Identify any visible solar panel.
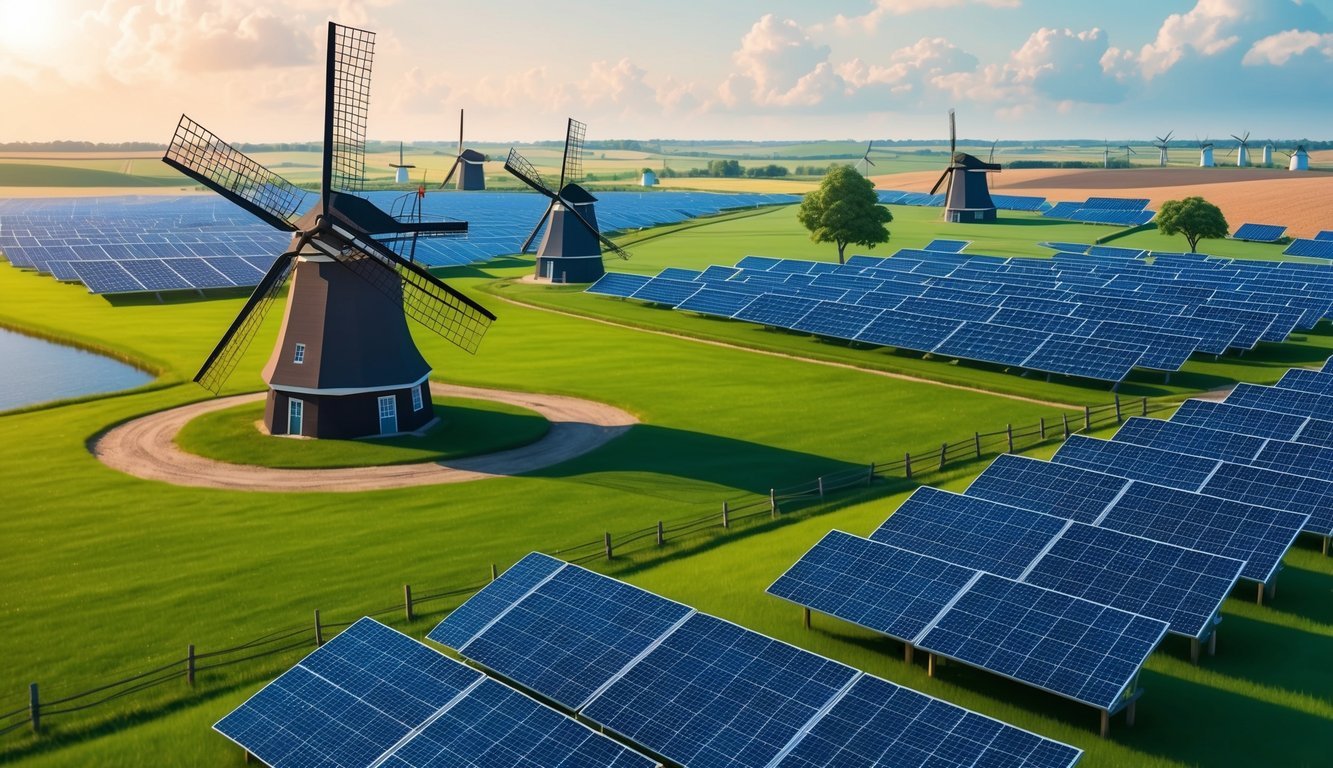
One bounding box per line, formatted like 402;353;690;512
1231;223;1287;243
1191;304;1273;349
587;272;651;298
1104;481;1307;585
1112;417;1266;464
1251;438;1333;484
733;293;819;328
1087;323;1199;371
581;612;859;768
1170;399;1310;443
215;618;655;768
965;454;1129;525
675;287;757;317
924;239;969;253
629;277;702;306
1053;435;1219;491
1276;368;1333;397
869;487;1067;579
989;308;1089;336
1022;335;1145;382
1202;462;1333;536
1227;382;1333;421
915;574;1167;712
655;267;702;281
895;296;997;322
767;531;978;642
735;255;781;270
791;301;884;341
429;553;565;650
855;309;961;350
1023;524;1243;639
440;561;692;711
933;321;1051;368
70;260;145;294
1283;239;1333;259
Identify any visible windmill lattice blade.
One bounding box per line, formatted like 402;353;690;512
948;109;956;155
194;251;298;393
163;115;308;231
325;22;375;194
563;201;631;261
929;168;951;196
559;118;587;190
324;227;495;354
440;156;462;189
521;205;554;253
504;148;555;196
458;108;465;154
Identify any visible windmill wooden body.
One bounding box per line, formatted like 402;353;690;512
162;22;494;439
441;110;487;191
930;110;1000;223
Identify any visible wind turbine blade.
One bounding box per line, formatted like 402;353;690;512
504;148;557;197
163;114;308;232
440;156;461;189
521;204;554;253
194;250;298;393
948;109;956;156
459;108;465;155
929;168;951;196
322;22;375;208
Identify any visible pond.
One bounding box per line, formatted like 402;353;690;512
0;327;153;412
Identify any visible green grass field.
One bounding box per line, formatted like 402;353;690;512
0;198;1330;766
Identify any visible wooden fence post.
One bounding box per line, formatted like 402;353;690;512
1006;424;1014;453
939;442;947;470
187;644;196;688
818;477;825;498
904;453;912;479
1142;396;1149;416
490;563;498;582
867;463;875;485
29;683;39;733
722;501;730;529
604;532;613;560
1040;417;1046;440
1084;405;1091;431
404;585;414;622
770;489;778;518
656;521;664;547
1063;413;1070;438
314;610;323;647
974;432;981;458
1115;395;1122;423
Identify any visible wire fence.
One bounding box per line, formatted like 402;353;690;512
0;394;1172;751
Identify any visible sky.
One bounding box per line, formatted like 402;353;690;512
2;0;1332;144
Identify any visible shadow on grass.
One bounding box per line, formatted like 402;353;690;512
103;286;253;307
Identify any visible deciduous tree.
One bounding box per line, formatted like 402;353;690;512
1156;196;1229;253
797;165;892;263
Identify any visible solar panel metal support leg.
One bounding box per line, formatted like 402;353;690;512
904;644;914;664
1264;580;1276;603
1208;631;1217;656
490;563;498;582
939;443;948;470
1323;536;1330;557
1190;638;1200;665
927;653;936;677
1084;406;1091;432
1126;700;1136;728
1006;424;1014;453
1114;395;1122;423
1142;397;1149;416
802;607;811;630
1099;709;1109;738
1256;582;1264;606
1039;418;1046;440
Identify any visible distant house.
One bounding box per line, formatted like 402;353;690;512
641;170;658;187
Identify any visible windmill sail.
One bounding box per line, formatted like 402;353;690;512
559;118;586;189
324;23;374;197
194;251;299;392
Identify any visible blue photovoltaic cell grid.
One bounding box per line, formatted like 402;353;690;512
766;531;978;642
733;293;818;327
1202;462;1333;536
583;613;858;768
932;321;1050;368
915;575;1168;712
924;239;969;253
655;267;702;281
1112;417;1266;464
1227;383;1333;421
675;287;757;317
1230;223;1286;242
215;618;483;768
964;454;1129;525
869;487;1067;579
375;678;656;768
896;296;998;322
428;553;564;650
629;277;702;306
855;309;961;350
451;563;693;711
775;674;1082;768
1192;304;1272;349
989;307;1089;336
791;301;884;340
1170;399;1309;442
586;272;652;298
1023;524;1244;639
1023;336;1144;382
1052;436;1219;492
1325;356;1333;372
1088;323;1199;371
1277;368;1333;397
1104;481;1306;585
1251;439;1333;483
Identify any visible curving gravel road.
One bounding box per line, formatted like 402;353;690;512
90;383;637;493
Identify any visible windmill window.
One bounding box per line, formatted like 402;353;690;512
293;343;306;364
412;384;424;412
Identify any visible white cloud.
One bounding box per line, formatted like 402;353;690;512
1242;29;1333;65
829;0;1021;33
1009;27;1123;102
727;15;835;105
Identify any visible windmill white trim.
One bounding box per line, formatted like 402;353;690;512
1197;137;1214;168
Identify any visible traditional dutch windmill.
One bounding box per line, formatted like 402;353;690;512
390;142;415;184
1232;132;1251;167
505;118;630;283
162;22;495;439
1198;137;1215;167
929;109;1000;223
440;109;486;191
1153;131;1173;167
1286;144;1310;172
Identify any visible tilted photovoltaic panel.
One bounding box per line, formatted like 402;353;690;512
855;309;961;350
775;674;1082;768
735;255;781;270
1052;435;1219;492
655;267;702;281
1276;367;1333;397
1191;304;1272;350
1087;323;1199;371
428;553;565;650
1022;524;1244;639
587;272;652;298
1251;438;1333;483
791;301;884;340
675;287;757;317
989;307;1089;336
733;293;819;328
896;295;998;322
582;612;859;768
629;277;702;307
215;619;656;768
1112;417;1266;465
767;530;978;642
1156;314;1241;356
964;454;1129;525
924;239;969;253
1227;382;1333;421
1104;481;1307;584
869;487;1068;579
932;321;1051;368
1201;462;1333;536
914;574;1168;712
1022;335;1145;382
1170;399;1310;443
441;561;692;711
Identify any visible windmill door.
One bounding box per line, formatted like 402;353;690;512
377;395;398;435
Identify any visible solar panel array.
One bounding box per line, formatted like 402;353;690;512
214;618;658;768
590;247;1333;382
0;191;798;294
877;189;1049;213
1043;198;1155;227
1231;223;1287;243
1282;238;1333;259
431;553;1083;768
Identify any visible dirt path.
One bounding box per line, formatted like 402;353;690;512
90;383;637;493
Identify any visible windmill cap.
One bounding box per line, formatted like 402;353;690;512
559;182;598;203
